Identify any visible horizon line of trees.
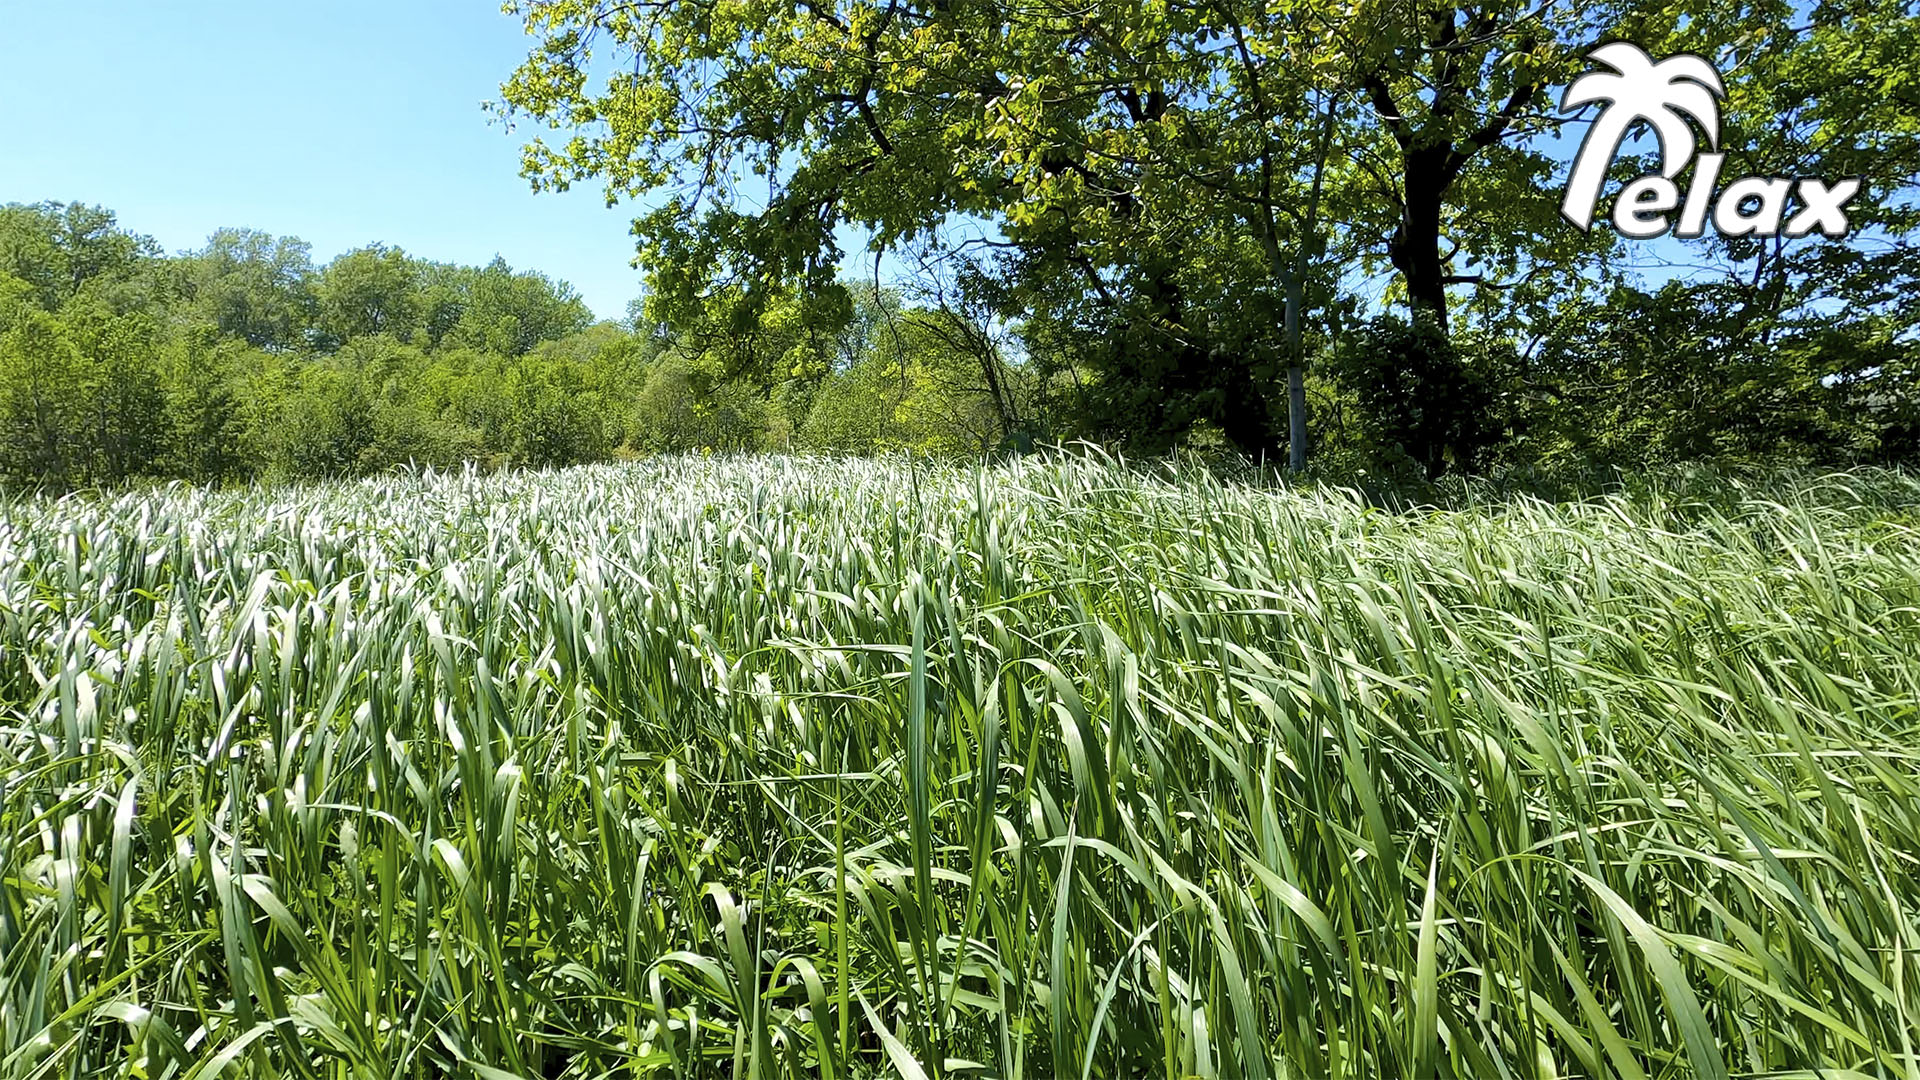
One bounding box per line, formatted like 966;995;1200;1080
1;193;1916;496
0;199;1048;491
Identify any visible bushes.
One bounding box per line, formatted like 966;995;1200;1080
5;199;1920;489
1320;314;1504;479
159;330;252;482
502;354;613;467
1308;285;1920;487
628;352;774;454
797;309;1030;455
0;293;169;488
1515;283;1919;471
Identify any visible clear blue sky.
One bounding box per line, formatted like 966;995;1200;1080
0;0;646;321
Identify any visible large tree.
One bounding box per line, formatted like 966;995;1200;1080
495;0;1360;456
312;243;425;347
490;0;1750;455
0;201;161;312
496;0;1915;466
1330;1;1596;331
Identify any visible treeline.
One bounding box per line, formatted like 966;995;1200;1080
484;0;1920;484
2;197;1915;492
0;201;1044;489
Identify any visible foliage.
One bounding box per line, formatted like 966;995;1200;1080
0;201;160;311
1321;314;1501;478
628;351;778;454
799;308;1027;454
182;228;317;351
1524;282;1920;469
0;200;1036;489
492;0;1920;461
2;179;1914;491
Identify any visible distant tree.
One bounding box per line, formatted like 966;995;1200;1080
0;297;88;486
65;303;167;483
313;244;423;348
417;261;474;349
185;228;316;350
462;256;593;355
629;352;771;454
0;201;160;312
0;272;171;487
253;363;376;479
503;352;610;466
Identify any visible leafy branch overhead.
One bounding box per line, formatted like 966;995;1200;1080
495;0;1917;461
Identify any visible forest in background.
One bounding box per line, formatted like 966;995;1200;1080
7;3;1920;492
0;190;1914;493
0;199;1041;489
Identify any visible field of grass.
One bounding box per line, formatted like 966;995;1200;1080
2;452;1918;1079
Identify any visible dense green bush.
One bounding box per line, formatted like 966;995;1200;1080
1320;314;1500;479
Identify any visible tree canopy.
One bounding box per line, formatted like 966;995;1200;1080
494;0;1920;463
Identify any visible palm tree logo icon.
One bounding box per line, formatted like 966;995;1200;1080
1559;42;1726;230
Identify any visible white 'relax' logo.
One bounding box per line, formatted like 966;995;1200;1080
1559;42;1860;239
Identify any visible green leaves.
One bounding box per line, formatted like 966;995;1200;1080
1572;871;1730;1080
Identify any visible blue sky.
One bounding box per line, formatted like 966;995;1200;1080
0;0;648;321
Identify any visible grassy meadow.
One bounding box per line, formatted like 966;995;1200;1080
1;453;1918;1079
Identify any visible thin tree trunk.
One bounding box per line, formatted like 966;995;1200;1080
1286;289;1307;472
1286;93;1339;473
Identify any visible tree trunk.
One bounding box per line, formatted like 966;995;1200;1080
1288;95;1338;473
973;327;1018;441
1284;275;1307;473
1391;146;1452;332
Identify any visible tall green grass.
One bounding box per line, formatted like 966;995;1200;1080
1;452;1917;1078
